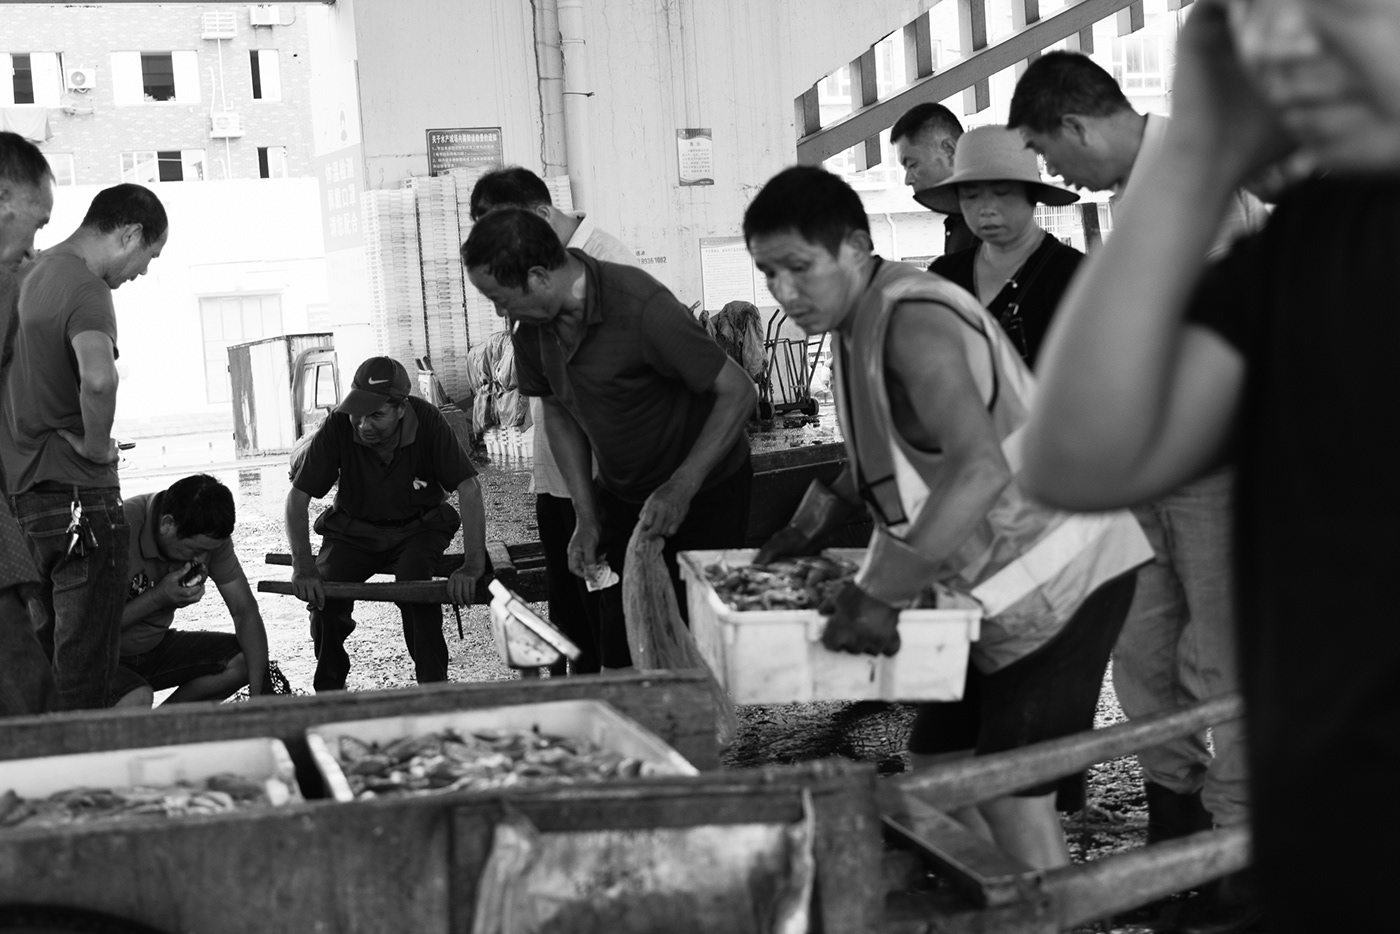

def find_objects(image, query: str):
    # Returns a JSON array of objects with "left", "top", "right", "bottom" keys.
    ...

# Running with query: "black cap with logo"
[{"left": 336, "top": 356, "right": 412, "bottom": 417}]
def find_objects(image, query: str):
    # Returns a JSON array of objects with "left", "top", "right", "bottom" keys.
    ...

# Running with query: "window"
[
  {"left": 313, "top": 364, "right": 337, "bottom": 409},
  {"left": 140, "top": 53, "right": 175, "bottom": 101},
  {"left": 248, "top": 49, "right": 281, "bottom": 101},
  {"left": 110, "top": 51, "right": 200, "bottom": 105},
  {"left": 44, "top": 152, "right": 76, "bottom": 186},
  {"left": 1, "top": 52, "right": 63, "bottom": 107},
  {"left": 258, "top": 145, "right": 288, "bottom": 179},
  {"left": 1113, "top": 35, "right": 1165, "bottom": 92},
  {"left": 10, "top": 54, "right": 34, "bottom": 104},
  {"left": 120, "top": 149, "right": 206, "bottom": 183},
  {"left": 199, "top": 295, "right": 284, "bottom": 403}
]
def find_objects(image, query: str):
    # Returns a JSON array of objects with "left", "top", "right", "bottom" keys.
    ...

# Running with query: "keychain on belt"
[{"left": 65, "top": 492, "right": 98, "bottom": 561}]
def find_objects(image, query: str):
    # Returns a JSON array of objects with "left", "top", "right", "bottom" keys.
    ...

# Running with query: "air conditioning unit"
[
  {"left": 202, "top": 11, "right": 238, "bottom": 39},
  {"left": 249, "top": 5, "right": 280, "bottom": 26},
  {"left": 65, "top": 65, "right": 98, "bottom": 92},
  {"left": 209, "top": 111, "right": 245, "bottom": 139}
]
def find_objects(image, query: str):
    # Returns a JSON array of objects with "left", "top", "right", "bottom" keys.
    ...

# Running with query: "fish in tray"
[
  {"left": 336, "top": 727, "right": 666, "bottom": 799},
  {"left": 0, "top": 773, "right": 294, "bottom": 830},
  {"left": 703, "top": 555, "right": 859, "bottom": 611}
]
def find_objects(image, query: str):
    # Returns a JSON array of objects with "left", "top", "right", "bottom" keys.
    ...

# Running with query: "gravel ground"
[{"left": 124, "top": 428, "right": 1187, "bottom": 933}]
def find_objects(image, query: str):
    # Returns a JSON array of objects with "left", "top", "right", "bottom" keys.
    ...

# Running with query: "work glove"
[
  {"left": 819, "top": 581, "right": 901, "bottom": 656},
  {"left": 754, "top": 479, "right": 860, "bottom": 565}
]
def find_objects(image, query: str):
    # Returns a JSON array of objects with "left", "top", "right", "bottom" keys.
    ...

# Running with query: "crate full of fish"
[
  {"left": 678, "top": 549, "right": 982, "bottom": 704},
  {"left": 0, "top": 738, "right": 302, "bottom": 832},
  {"left": 305, "top": 699, "right": 699, "bottom": 803}
]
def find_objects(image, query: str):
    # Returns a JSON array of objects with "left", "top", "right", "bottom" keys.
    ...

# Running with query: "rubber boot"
[
  {"left": 1144, "top": 781, "right": 1214, "bottom": 844},
  {"left": 1173, "top": 869, "right": 1264, "bottom": 934}
]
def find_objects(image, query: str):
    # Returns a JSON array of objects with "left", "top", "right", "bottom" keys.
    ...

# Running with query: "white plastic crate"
[
  {"left": 306, "top": 699, "right": 698, "bottom": 802},
  {"left": 679, "top": 548, "right": 982, "bottom": 704}
]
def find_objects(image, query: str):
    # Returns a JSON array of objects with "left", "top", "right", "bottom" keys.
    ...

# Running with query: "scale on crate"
[{"left": 487, "top": 579, "right": 581, "bottom": 671}]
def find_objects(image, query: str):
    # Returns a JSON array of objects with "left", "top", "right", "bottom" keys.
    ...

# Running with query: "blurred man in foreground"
[{"left": 1022, "top": 2, "right": 1400, "bottom": 930}]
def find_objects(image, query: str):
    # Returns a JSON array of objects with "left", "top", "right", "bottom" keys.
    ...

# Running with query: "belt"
[
  {"left": 361, "top": 512, "right": 428, "bottom": 528},
  {"left": 28, "top": 481, "right": 118, "bottom": 496}
]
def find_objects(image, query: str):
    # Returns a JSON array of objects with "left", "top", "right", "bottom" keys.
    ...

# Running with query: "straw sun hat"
[{"left": 914, "top": 125, "right": 1079, "bottom": 215}]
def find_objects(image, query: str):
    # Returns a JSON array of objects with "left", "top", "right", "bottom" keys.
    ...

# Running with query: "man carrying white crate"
[{"left": 744, "top": 166, "right": 1150, "bottom": 870}]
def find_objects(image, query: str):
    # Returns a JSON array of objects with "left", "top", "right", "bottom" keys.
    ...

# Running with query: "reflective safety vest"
[{"left": 833, "top": 259, "right": 1151, "bottom": 672}]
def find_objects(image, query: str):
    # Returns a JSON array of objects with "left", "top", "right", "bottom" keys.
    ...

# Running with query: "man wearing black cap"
[{"left": 285, "top": 356, "right": 485, "bottom": 691}]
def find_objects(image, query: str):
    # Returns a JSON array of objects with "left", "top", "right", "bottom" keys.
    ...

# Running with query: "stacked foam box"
[
  {"left": 363, "top": 188, "right": 426, "bottom": 379},
  {"left": 406, "top": 175, "right": 473, "bottom": 402},
  {"left": 449, "top": 166, "right": 502, "bottom": 349}
]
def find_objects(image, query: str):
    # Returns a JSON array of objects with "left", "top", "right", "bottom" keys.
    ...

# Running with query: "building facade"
[{"left": 2, "top": 3, "right": 328, "bottom": 441}]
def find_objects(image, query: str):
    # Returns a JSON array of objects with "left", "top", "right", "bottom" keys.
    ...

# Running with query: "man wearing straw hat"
[
  {"left": 921, "top": 126, "right": 1083, "bottom": 368},
  {"left": 745, "top": 165, "right": 1150, "bottom": 870}
]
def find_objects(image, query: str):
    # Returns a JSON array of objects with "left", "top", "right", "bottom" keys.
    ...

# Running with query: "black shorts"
[
  {"left": 907, "top": 572, "right": 1137, "bottom": 797},
  {"left": 113, "top": 629, "right": 242, "bottom": 697}
]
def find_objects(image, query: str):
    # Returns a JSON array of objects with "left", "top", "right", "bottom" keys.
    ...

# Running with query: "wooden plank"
[
  {"left": 957, "top": 0, "right": 991, "bottom": 115},
  {"left": 795, "top": 84, "right": 821, "bottom": 138},
  {"left": 878, "top": 785, "right": 1038, "bottom": 908},
  {"left": 1081, "top": 201, "right": 1103, "bottom": 249},
  {"left": 1068, "top": 24, "right": 1095, "bottom": 53},
  {"left": 1011, "top": 0, "right": 1042, "bottom": 74},
  {"left": 259, "top": 578, "right": 455, "bottom": 603},
  {"left": 0, "top": 671, "right": 724, "bottom": 783},
  {"left": 1117, "top": 0, "right": 1144, "bottom": 35},
  {"left": 1044, "top": 827, "right": 1250, "bottom": 928},
  {"left": 797, "top": 0, "right": 1138, "bottom": 164},
  {"left": 894, "top": 694, "right": 1243, "bottom": 810},
  {"left": 903, "top": 17, "right": 935, "bottom": 83},
  {"left": 849, "top": 47, "right": 881, "bottom": 170}
]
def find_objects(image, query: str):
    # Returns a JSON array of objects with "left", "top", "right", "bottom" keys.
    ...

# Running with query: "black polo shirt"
[
  {"left": 512, "top": 250, "right": 748, "bottom": 503},
  {"left": 291, "top": 396, "right": 476, "bottom": 522}
]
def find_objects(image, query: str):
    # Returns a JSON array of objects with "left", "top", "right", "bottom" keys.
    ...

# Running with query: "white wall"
[
  {"left": 347, "top": 0, "right": 937, "bottom": 305},
  {"left": 36, "top": 178, "right": 329, "bottom": 435}
]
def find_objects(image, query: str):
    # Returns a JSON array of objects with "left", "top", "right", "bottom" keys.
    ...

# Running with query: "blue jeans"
[
  {"left": 1112, "top": 469, "right": 1248, "bottom": 828},
  {"left": 12, "top": 488, "right": 129, "bottom": 711}
]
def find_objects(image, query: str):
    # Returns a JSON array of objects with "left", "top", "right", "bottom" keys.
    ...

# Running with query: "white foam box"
[
  {"left": 0, "top": 738, "right": 303, "bottom": 808},
  {"left": 306, "top": 699, "right": 699, "bottom": 803},
  {"left": 679, "top": 548, "right": 982, "bottom": 704}
]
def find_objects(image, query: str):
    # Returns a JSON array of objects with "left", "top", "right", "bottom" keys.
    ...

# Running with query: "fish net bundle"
[{"left": 622, "top": 527, "right": 738, "bottom": 747}]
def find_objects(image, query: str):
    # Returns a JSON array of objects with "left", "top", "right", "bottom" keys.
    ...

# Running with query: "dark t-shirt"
[
  {"left": 1186, "top": 177, "right": 1399, "bottom": 924},
  {"left": 929, "top": 232, "right": 1083, "bottom": 367},
  {"left": 291, "top": 396, "right": 476, "bottom": 523},
  {"left": 0, "top": 252, "right": 120, "bottom": 492},
  {"left": 513, "top": 250, "right": 749, "bottom": 503},
  {"left": 943, "top": 213, "right": 980, "bottom": 256}
]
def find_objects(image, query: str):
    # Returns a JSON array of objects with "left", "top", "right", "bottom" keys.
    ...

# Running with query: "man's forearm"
[
  {"left": 121, "top": 591, "right": 166, "bottom": 627},
  {"left": 1025, "top": 140, "right": 1237, "bottom": 496},
  {"left": 668, "top": 361, "right": 755, "bottom": 493},
  {"left": 284, "top": 489, "right": 315, "bottom": 565},
  {"left": 78, "top": 381, "right": 118, "bottom": 457},
  {"left": 233, "top": 611, "right": 270, "bottom": 695},
  {"left": 456, "top": 476, "right": 486, "bottom": 571},
  {"left": 542, "top": 398, "right": 598, "bottom": 524},
  {"left": 900, "top": 453, "right": 1010, "bottom": 571}
]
